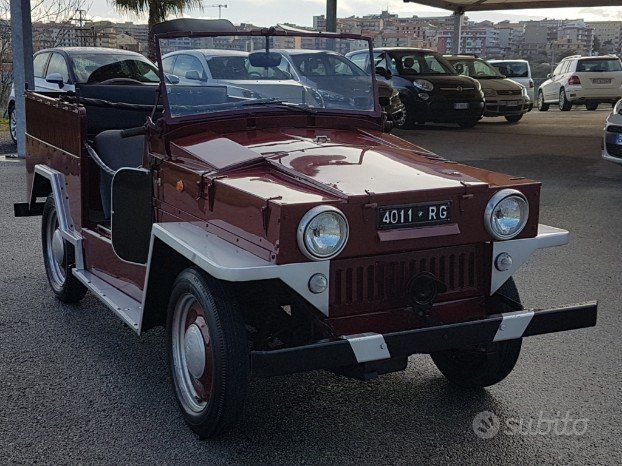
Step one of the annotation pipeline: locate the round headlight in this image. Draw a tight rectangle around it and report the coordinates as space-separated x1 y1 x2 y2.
297 206 349 260
414 79 434 92
484 189 529 240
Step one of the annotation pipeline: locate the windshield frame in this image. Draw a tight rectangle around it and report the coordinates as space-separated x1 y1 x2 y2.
154 28 381 124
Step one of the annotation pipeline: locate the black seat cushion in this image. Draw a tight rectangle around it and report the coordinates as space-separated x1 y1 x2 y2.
94 130 145 219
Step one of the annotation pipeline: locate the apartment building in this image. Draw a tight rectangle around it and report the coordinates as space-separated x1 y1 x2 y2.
588 21 622 53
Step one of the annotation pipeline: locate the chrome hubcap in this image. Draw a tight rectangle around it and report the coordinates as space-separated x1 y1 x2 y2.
171 293 213 414
184 324 206 379
52 229 65 264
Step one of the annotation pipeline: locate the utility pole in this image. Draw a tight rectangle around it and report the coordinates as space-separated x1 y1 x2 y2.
207 4 227 19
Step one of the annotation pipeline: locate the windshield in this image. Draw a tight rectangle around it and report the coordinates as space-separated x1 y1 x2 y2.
72 54 160 84
491 61 528 78
449 58 502 78
576 58 622 72
388 51 455 76
158 32 376 119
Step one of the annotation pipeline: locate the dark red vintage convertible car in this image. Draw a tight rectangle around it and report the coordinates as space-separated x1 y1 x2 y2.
14 20 597 438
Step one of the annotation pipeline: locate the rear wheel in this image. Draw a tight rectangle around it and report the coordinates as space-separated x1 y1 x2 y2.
430 278 522 388
41 195 87 303
585 102 599 111
559 89 572 111
167 268 249 438
505 114 523 124
458 119 478 129
537 91 549 111
8 104 17 144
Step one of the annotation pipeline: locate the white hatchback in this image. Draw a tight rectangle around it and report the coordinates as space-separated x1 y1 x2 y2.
538 55 622 111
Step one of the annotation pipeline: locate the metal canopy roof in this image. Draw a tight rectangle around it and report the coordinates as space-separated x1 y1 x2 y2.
403 0 622 12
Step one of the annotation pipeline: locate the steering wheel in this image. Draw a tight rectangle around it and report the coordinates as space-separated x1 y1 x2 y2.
97 78 145 85
247 71 263 79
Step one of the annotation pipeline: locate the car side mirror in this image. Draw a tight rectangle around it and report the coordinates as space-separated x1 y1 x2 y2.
45 72 64 88
375 66 391 79
166 73 180 84
185 70 203 81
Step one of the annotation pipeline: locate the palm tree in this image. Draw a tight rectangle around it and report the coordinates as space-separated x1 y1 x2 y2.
111 0 203 59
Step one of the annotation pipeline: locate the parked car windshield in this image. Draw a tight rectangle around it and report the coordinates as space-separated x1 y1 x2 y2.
388 51 455 76
206 54 293 80
576 58 622 72
491 61 528 78
159 33 376 119
448 58 502 79
72 53 160 84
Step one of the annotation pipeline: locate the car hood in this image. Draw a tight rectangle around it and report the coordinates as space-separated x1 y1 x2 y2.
396 74 478 87
478 77 523 91
170 127 530 200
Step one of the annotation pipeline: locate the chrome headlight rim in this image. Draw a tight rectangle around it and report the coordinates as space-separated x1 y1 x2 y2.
484 189 529 240
297 205 349 261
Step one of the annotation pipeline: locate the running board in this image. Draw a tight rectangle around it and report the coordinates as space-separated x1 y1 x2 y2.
72 269 142 333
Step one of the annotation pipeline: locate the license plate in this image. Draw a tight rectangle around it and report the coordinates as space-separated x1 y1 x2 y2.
593 78 611 84
505 100 520 107
378 202 451 229
616 134 622 145
454 102 469 110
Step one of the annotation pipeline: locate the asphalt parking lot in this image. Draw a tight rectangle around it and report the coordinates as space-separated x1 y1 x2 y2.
1 109 621 464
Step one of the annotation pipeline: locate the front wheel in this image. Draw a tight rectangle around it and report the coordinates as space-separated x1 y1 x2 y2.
41 195 87 303
430 278 522 388
559 89 572 111
394 98 417 129
505 114 523 124
167 268 249 438
537 91 549 111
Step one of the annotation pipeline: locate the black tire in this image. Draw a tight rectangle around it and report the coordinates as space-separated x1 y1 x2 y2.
8 103 17 144
505 114 523 124
559 89 572 111
537 91 549 111
394 99 417 129
430 278 522 388
458 119 478 129
585 103 599 111
41 195 87 303
166 268 249 438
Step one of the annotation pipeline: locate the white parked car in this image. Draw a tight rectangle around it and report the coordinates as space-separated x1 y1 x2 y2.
489 59 535 102
537 55 622 112
161 49 321 105
603 99 622 165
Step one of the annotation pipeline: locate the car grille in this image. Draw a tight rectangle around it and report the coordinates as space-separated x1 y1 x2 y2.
606 143 622 158
438 86 479 99
497 89 522 96
329 244 486 316
607 125 622 134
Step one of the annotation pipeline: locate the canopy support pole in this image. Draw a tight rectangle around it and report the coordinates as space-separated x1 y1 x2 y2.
10 0 34 158
326 0 337 32
452 9 463 55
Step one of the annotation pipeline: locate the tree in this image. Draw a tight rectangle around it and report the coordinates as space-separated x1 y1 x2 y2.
110 0 203 59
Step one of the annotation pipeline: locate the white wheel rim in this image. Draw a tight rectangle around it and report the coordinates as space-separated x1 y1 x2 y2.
171 293 213 414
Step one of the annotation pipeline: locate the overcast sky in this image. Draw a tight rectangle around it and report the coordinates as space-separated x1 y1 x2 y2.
86 0 622 26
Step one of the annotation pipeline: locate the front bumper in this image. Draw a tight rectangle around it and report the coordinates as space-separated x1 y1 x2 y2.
603 122 622 165
483 98 530 117
252 301 597 377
